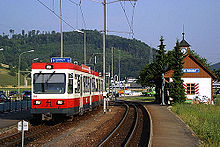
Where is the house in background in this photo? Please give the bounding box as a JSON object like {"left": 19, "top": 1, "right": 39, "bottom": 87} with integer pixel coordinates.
{"left": 165, "top": 32, "right": 217, "bottom": 103}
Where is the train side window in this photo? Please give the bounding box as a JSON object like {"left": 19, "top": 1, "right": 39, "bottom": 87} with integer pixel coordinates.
{"left": 96, "top": 79, "right": 98, "bottom": 92}
{"left": 86, "top": 77, "right": 88, "bottom": 92}
{"left": 101, "top": 80, "right": 103, "bottom": 92}
{"left": 98, "top": 79, "right": 101, "bottom": 92}
{"left": 83, "top": 76, "right": 86, "bottom": 93}
{"left": 68, "top": 73, "right": 73, "bottom": 94}
{"left": 86, "top": 76, "right": 90, "bottom": 93}
{"left": 75, "top": 74, "right": 80, "bottom": 93}
{"left": 89, "top": 78, "right": 91, "bottom": 93}
{"left": 92, "top": 78, "right": 95, "bottom": 92}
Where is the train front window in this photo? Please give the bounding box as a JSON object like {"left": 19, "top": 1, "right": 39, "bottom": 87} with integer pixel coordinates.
{"left": 33, "top": 73, "right": 66, "bottom": 94}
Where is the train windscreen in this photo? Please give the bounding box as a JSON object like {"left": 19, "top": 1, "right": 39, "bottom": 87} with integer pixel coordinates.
{"left": 33, "top": 73, "right": 66, "bottom": 94}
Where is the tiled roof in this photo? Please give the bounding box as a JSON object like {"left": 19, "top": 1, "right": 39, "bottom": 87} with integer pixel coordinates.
{"left": 180, "top": 39, "right": 190, "bottom": 47}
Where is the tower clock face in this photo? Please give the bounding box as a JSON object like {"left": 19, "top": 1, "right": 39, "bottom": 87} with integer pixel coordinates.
{"left": 181, "top": 48, "right": 187, "bottom": 54}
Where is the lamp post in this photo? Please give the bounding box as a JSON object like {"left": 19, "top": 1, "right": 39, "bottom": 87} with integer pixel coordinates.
{"left": 18, "top": 50, "right": 34, "bottom": 98}
{"left": 76, "top": 30, "right": 87, "bottom": 65}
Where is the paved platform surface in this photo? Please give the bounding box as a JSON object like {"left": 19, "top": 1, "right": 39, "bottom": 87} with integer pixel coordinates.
{"left": 0, "top": 110, "right": 32, "bottom": 129}
{"left": 146, "top": 104, "right": 200, "bottom": 147}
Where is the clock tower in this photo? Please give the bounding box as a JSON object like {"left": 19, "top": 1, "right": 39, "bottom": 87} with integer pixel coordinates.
{"left": 179, "top": 32, "right": 190, "bottom": 55}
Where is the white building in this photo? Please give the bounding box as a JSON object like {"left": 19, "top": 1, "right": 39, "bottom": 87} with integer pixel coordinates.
{"left": 165, "top": 33, "right": 217, "bottom": 102}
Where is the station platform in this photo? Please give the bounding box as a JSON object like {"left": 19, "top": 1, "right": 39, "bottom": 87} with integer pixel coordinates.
{"left": 146, "top": 104, "right": 200, "bottom": 147}
{"left": 0, "top": 110, "right": 32, "bottom": 129}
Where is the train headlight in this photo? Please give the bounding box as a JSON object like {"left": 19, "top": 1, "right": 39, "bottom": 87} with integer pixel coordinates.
{"left": 45, "top": 64, "right": 53, "bottom": 70}
{"left": 33, "top": 100, "right": 41, "bottom": 105}
{"left": 57, "top": 100, "right": 64, "bottom": 105}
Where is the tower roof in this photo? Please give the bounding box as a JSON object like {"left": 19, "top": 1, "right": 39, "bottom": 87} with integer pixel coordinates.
{"left": 180, "top": 32, "right": 190, "bottom": 47}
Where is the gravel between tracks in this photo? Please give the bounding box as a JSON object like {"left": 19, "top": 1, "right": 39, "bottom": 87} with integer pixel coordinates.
{"left": 26, "top": 105, "right": 124, "bottom": 147}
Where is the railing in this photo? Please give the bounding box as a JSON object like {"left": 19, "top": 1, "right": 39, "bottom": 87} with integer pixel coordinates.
{"left": 0, "top": 100, "right": 31, "bottom": 113}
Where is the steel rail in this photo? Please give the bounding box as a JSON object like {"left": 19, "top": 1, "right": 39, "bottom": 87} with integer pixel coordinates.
{"left": 124, "top": 104, "right": 138, "bottom": 146}
{"left": 0, "top": 125, "right": 46, "bottom": 145}
{"left": 98, "top": 103, "right": 129, "bottom": 147}
{"left": 0, "top": 123, "right": 63, "bottom": 146}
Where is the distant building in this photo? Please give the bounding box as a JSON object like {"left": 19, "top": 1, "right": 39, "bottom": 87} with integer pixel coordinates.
{"left": 0, "top": 63, "right": 9, "bottom": 69}
{"left": 165, "top": 32, "right": 217, "bottom": 102}
{"left": 112, "top": 77, "right": 142, "bottom": 89}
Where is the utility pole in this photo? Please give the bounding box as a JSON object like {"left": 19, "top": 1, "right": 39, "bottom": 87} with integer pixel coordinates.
{"left": 103, "top": 0, "right": 106, "bottom": 91}
{"left": 119, "top": 50, "right": 120, "bottom": 97}
{"left": 108, "top": 65, "right": 110, "bottom": 91}
{"left": 161, "top": 73, "right": 166, "bottom": 105}
{"left": 111, "top": 47, "right": 114, "bottom": 98}
{"left": 84, "top": 32, "right": 86, "bottom": 65}
{"left": 60, "top": 0, "right": 63, "bottom": 58}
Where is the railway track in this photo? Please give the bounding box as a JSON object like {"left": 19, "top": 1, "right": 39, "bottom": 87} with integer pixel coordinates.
{"left": 98, "top": 101, "right": 150, "bottom": 146}
{"left": 0, "top": 107, "right": 103, "bottom": 146}
{"left": 0, "top": 122, "right": 67, "bottom": 146}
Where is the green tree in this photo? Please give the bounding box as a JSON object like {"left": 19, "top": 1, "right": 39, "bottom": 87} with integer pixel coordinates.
{"left": 154, "top": 36, "right": 167, "bottom": 103}
{"left": 190, "top": 50, "right": 211, "bottom": 70}
{"left": 169, "top": 41, "right": 186, "bottom": 103}
{"left": 138, "top": 36, "right": 167, "bottom": 103}
{"left": 213, "top": 69, "right": 220, "bottom": 81}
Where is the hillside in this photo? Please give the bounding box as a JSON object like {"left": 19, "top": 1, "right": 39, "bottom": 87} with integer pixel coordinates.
{"left": 0, "top": 30, "right": 156, "bottom": 81}
{"left": 0, "top": 68, "right": 16, "bottom": 86}
{"left": 0, "top": 68, "right": 28, "bottom": 87}
{"left": 211, "top": 62, "right": 220, "bottom": 70}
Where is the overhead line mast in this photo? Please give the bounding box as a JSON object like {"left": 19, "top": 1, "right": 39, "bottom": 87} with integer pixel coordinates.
{"left": 60, "top": 0, "right": 63, "bottom": 58}
{"left": 102, "top": 0, "right": 137, "bottom": 91}
{"left": 103, "top": 0, "right": 106, "bottom": 91}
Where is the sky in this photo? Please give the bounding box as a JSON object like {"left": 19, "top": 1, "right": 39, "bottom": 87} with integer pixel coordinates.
{"left": 0, "top": 0, "right": 220, "bottom": 64}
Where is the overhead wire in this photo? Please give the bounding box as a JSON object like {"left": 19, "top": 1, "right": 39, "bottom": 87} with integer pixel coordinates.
{"left": 67, "top": 0, "right": 87, "bottom": 29}
{"left": 36, "top": 0, "right": 77, "bottom": 30}
{"left": 79, "top": 4, "right": 87, "bottom": 29}
{"left": 68, "top": 0, "right": 79, "bottom": 5}
{"left": 131, "top": 1, "right": 136, "bottom": 38}
{"left": 119, "top": 1, "right": 133, "bottom": 37}
{"left": 53, "top": 0, "right": 55, "bottom": 12}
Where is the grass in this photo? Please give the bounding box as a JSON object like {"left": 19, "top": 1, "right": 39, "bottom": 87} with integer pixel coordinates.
{"left": 0, "top": 68, "right": 17, "bottom": 86}
{"left": 171, "top": 99, "right": 220, "bottom": 146}
{"left": 122, "top": 96, "right": 155, "bottom": 102}
{"left": 0, "top": 68, "right": 30, "bottom": 87}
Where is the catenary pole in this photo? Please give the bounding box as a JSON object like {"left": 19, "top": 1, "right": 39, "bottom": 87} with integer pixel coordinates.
{"left": 84, "top": 32, "right": 86, "bottom": 65}
{"left": 60, "top": 0, "right": 63, "bottom": 58}
{"left": 103, "top": 0, "right": 106, "bottom": 91}
{"left": 119, "top": 50, "right": 120, "bottom": 97}
{"left": 111, "top": 47, "right": 114, "bottom": 98}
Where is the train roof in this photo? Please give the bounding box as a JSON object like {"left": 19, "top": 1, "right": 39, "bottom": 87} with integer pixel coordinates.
{"left": 32, "top": 62, "right": 102, "bottom": 77}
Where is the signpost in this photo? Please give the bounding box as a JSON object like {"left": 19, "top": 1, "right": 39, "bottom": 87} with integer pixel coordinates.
{"left": 51, "top": 57, "right": 72, "bottom": 63}
{"left": 18, "top": 120, "right": 28, "bottom": 147}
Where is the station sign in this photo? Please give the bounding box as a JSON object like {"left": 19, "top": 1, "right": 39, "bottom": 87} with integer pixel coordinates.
{"left": 51, "top": 57, "right": 72, "bottom": 63}
{"left": 183, "top": 68, "right": 199, "bottom": 73}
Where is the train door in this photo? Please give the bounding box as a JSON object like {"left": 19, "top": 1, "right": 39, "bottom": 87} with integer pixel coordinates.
{"left": 89, "top": 76, "right": 92, "bottom": 110}
{"left": 80, "top": 75, "right": 83, "bottom": 114}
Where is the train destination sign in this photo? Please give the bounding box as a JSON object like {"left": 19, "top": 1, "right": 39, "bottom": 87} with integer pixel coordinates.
{"left": 51, "top": 57, "right": 72, "bottom": 63}
{"left": 183, "top": 68, "right": 199, "bottom": 73}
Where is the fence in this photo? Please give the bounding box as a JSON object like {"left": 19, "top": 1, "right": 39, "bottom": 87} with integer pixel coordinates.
{"left": 0, "top": 100, "right": 31, "bottom": 113}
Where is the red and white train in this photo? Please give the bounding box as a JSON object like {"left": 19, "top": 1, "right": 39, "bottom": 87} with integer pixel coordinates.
{"left": 31, "top": 62, "right": 104, "bottom": 120}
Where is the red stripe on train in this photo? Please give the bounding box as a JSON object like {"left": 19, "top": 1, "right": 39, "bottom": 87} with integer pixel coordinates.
{"left": 31, "top": 98, "right": 81, "bottom": 109}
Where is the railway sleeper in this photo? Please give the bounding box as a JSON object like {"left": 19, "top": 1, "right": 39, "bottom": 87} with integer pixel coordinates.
{"left": 42, "top": 113, "right": 53, "bottom": 121}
